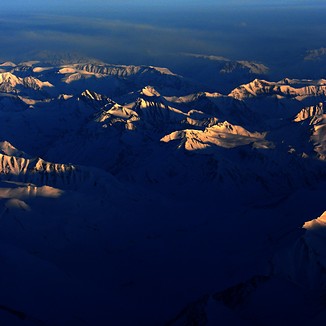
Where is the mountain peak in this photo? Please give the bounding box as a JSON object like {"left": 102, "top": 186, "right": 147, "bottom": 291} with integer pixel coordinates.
{"left": 303, "top": 211, "right": 326, "bottom": 231}
{"left": 0, "top": 141, "right": 31, "bottom": 158}
{"left": 0, "top": 72, "right": 20, "bottom": 85}
{"left": 0, "top": 61, "right": 17, "bottom": 67}
{"left": 293, "top": 102, "right": 324, "bottom": 123}
{"left": 81, "top": 89, "right": 106, "bottom": 101}
{"left": 140, "top": 86, "right": 161, "bottom": 97}
{"left": 148, "top": 66, "right": 176, "bottom": 76}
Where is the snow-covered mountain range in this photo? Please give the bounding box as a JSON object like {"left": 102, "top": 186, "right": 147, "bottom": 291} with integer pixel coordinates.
{"left": 0, "top": 60, "right": 326, "bottom": 325}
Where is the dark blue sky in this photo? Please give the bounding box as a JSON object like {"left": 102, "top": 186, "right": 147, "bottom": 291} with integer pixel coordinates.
{"left": 0, "top": 0, "right": 326, "bottom": 77}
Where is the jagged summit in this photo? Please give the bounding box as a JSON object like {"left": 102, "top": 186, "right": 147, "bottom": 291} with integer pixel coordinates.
{"left": 294, "top": 102, "right": 324, "bottom": 122}
{"left": 0, "top": 141, "right": 31, "bottom": 159}
{"left": 161, "top": 121, "right": 269, "bottom": 150}
{"left": 0, "top": 142, "right": 119, "bottom": 192}
{"left": 229, "top": 78, "right": 326, "bottom": 100}
{"left": 80, "top": 89, "right": 108, "bottom": 102}
{"left": 70, "top": 63, "right": 177, "bottom": 77}
{"left": 0, "top": 72, "right": 20, "bottom": 87}
{"left": 303, "top": 211, "right": 326, "bottom": 230}
{"left": 140, "top": 86, "right": 161, "bottom": 97}
{"left": 0, "top": 71, "right": 53, "bottom": 93}
{"left": 165, "top": 91, "right": 223, "bottom": 104}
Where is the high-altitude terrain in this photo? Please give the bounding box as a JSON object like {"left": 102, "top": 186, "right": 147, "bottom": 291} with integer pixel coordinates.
{"left": 0, "top": 59, "right": 326, "bottom": 325}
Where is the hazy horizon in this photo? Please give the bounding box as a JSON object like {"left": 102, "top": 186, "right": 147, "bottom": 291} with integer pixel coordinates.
{"left": 0, "top": 1, "right": 326, "bottom": 79}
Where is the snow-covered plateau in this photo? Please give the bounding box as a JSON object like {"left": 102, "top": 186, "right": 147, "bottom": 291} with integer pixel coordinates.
{"left": 0, "top": 60, "right": 326, "bottom": 325}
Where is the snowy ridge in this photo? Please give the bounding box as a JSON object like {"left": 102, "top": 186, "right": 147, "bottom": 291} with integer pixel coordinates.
{"left": 292, "top": 102, "right": 326, "bottom": 160}
{"left": 0, "top": 142, "right": 118, "bottom": 192}
{"left": 271, "top": 211, "right": 326, "bottom": 291}
{"left": 229, "top": 78, "right": 326, "bottom": 100}
{"left": 73, "top": 63, "right": 177, "bottom": 77}
{"left": 161, "top": 121, "right": 269, "bottom": 150}
{"left": 165, "top": 91, "right": 223, "bottom": 104}
{"left": 95, "top": 102, "right": 139, "bottom": 131}
{"left": 0, "top": 141, "right": 31, "bottom": 159}
{"left": 56, "top": 63, "right": 180, "bottom": 87}
{"left": 134, "top": 97, "right": 186, "bottom": 128}
{"left": 0, "top": 72, "right": 53, "bottom": 93}
{"left": 311, "top": 113, "right": 326, "bottom": 160}
{"left": 294, "top": 102, "right": 324, "bottom": 122}
{"left": 304, "top": 211, "right": 326, "bottom": 230}
{"left": 0, "top": 61, "right": 17, "bottom": 68}
{"left": 0, "top": 151, "right": 76, "bottom": 186}
{"left": 79, "top": 89, "right": 115, "bottom": 110}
